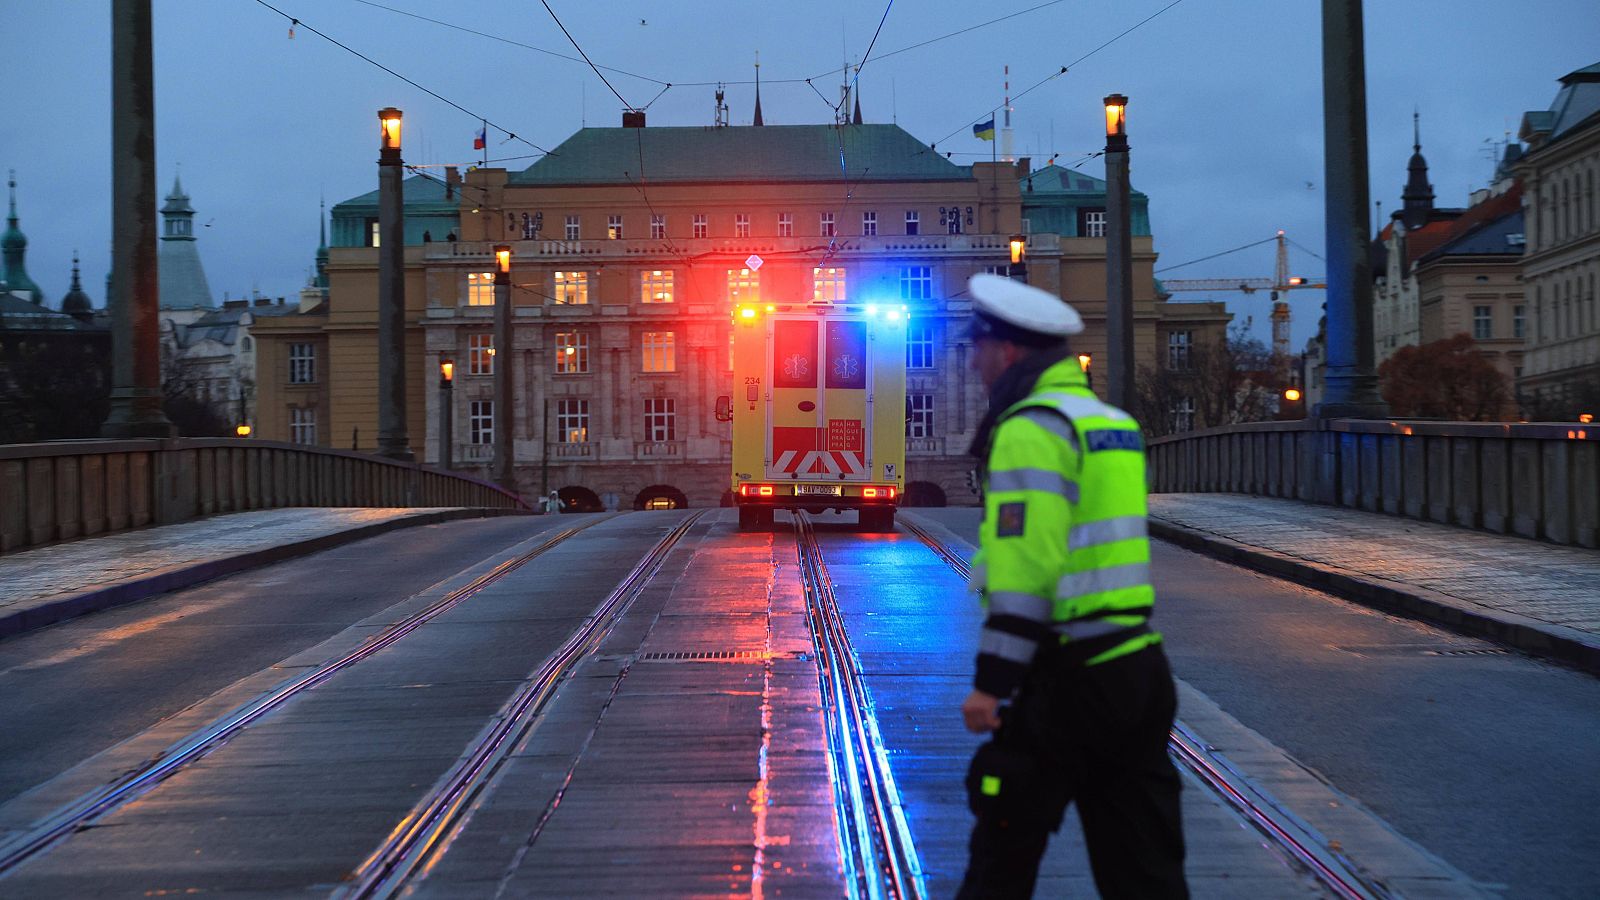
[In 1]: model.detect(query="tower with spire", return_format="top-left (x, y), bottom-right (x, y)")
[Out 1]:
top-left (1400, 110), bottom-right (1435, 229)
top-left (753, 53), bottom-right (764, 127)
top-left (157, 171), bottom-right (215, 309)
top-left (2, 171), bottom-right (45, 304)
top-left (61, 252), bottom-right (95, 321)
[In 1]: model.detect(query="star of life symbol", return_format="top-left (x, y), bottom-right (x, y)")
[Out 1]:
top-left (783, 354), bottom-right (810, 380)
top-left (832, 354), bottom-right (859, 380)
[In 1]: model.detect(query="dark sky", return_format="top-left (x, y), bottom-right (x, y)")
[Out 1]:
top-left (3, 0), bottom-right (1596, 349)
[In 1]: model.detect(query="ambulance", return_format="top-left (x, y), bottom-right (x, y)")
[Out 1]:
top-left (727, 298), bottom-right (908, 532)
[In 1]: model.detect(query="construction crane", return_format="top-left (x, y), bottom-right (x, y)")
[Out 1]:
top-left (1159, 231), bottom-right (1325, 359)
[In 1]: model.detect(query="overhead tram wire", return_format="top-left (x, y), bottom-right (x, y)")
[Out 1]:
top-left (538, 0), bottom-right (635, 112)
top-left (812, 0), bottom-right (896, 273)
top-left (249, 0), bottom-right (555, 156)
top-left (1154, 235), bottom-right (1280, 274)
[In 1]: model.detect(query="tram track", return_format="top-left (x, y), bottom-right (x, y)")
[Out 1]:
top-left (899, 515), bottom-right (1390, 900)
top-left (339, 510), bottom-right (707, 899)
top-left (793, 513), bottom-right (927, 900)
top-left (0, 516), bottom-right (611, 881)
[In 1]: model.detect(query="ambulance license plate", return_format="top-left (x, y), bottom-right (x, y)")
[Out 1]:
top-left (795, 484), bottom-right (842, 497)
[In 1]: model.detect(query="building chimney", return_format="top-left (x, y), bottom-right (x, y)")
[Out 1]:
top-left (623, 110), bottom-right (646, 128)
top-left (444, 166), bottom-right (459, 200)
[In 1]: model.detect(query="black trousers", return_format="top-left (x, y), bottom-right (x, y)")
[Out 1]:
top-left (957, 645), bottom-right (1188, 899)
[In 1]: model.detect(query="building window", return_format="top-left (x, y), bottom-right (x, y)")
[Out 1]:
top-left (728, 268), bottom-right (759, 303)
top-left (862, 211), bottom-right (877, 236)
top-left (240, 336), bottom-right (253, 352)
top-left (290, 407), bottom-right (317, 445)
top-left (641, 269), bottom-right (674, 304)
top-left (554, 270), bottom-right (588, 305)
top-left (942, 206), bottom-right (964, 235)
top-left (1168, 331), bottom-right (1191, 370)
top-left (692, 214), bottom-right (708, 239)
top-left (735, 213), bottom-right (751, 238)
top-left (288, 343), bottom-right (315, 384)
top-left (907, 321), bottom-right (935, 369)
top-left (820, 212), bottom-right (836, 238)
top-left (467, 271), bottom-right (496, 306)
top-left (469, 333), bottom-right (494, 375)
top-left (564, 215), bottom-right (580, 241)
top-left (650, 214), bottom-right (666, 240)
top-left (470, 399), bottom-right (494, 445)
top-left (905, 210), bottom-right (920, 235)
top-left (1079, 208), bottom-right (1107, 238)
top-left (366, 218), bottom-right (380, 248)
top-left (1514, 304), bottom-right (1526, 339)
top-left (557, 399), bottom-right (589, 443)
top-left (778, 212), bottom-right (793, 237)
top-left (813, 267), bottom-right (846, 303)
top-left (1473, 305), bottom-right (1493, 340)
top-left (900, 266), bottom-right (933, 301)
top-left (1171, 397), bottom-right (1195, 433)
top-left (907, 393), bottom-right (935, 438)
top-left (555, 331), bottom-right (589, 374)
top-left (607, 215), bottom-right (624, 240)
top-left (644, 397), bottom-right (677, 442)
top-left (642, 331), bottom-right (676, 372)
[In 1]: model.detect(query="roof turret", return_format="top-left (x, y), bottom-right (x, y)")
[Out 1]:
top-left (61, 253), bottom-right (94, 317)
top-left (1400, 111), bottom-right (1435, 229)
top-left (1, 171), bottom-right (44, 303)
top-left (157, 171), bottom-right (214, 308)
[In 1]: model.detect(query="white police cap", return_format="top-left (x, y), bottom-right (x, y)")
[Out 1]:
top-left (968, 273), bottom-right (1084, 340)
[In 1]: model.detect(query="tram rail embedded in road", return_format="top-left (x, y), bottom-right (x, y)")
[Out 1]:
top-left (0, 516), bottom-right (611, 881)
top-left (794, 512), bottom-right (927, 900)
top-left (899, 515), bottom-right (1390, 900)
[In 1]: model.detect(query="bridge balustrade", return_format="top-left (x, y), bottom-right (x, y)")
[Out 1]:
top-left (1147, 419), bottom-right (1599, 548)
top-left (0, 438), bottom-right (528, 555)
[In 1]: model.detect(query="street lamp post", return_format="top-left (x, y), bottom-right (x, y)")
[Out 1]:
top-left (1102, 93), bottom-right (1135, 410)
top-left (102, 0), bottom-right (174, 438)
top-left (492, 244), bottom-right (515, 490)
top-left (376, 107), bottom-right (413, 459)
top-left (1317, 0), bottom-right (1387, 418)
top-left (437, 357), bottom-right (454, 470)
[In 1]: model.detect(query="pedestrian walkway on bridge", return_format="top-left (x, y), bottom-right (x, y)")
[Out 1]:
top-left (0, 507), bottom-right (518, 638)
top-left (1149, 493), bottom-right (1600, 673)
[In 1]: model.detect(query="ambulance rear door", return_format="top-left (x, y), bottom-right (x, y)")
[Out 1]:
top-left (765, 313), bottom-right (874, 483)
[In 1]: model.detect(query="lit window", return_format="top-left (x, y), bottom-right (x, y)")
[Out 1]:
top-left (906, 322), bottom-right (935, 369)
top-left (470, 399), bottom-right (494, 445)
top-left (290, 406), bottom-right (317, 444)
top-left (907, 393), bottom-right (935, 438)
top-left (555, 331), bottom-right (589, 374)
top-left (820, 212), bottom-right (836, 237)
top-left (469, 333), bottom-right (494, 375)
top-left (641, 269), bottom-right (675, 304)
top-left (651, 214), bottom-right (666, 240)
top-left (1080, 208), bottom-right (1107, 238)
top-left (642, 331), bottom-right (676, 372)
top-left (693, 214), bottom-right (708, 239)
top-left (288, 343), bottom-right (316, 384)
top-left (554, 270), bottom-right (588, 305)
top-left (607, 214), bottom-right (624, 240)
top-left (899, 266), bottom-right (932, 301)
top-left (367, 219), bottom-right (380, 248)
top-left (1168, 331), bottom-right (1191, 370)
top-left (1473, 305), bottom-right (1493, 340)
top-left (728, 268), bottom-right (759, 304)
top-left (557, 399), bottom-right (589, 443)
top-left (467, 272), bottom-right (496, 306)
top-left (778, 212), bottom-right (793, 238)
top-left (905, 210), bottom-right (919, 236)
top-left (813, 267), bottom-right (846, 303)
top-left (564, 215), bottom-right (580, 241)
top-left (862, 211), bottom-right (877, 236)
top-left (643, 397), bottom-right (677, 442)
top-left (735, 213), bottom-right (751, 238)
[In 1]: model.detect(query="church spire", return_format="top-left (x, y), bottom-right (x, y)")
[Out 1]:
top-left (2, 170), bottom-right (44, 304)
top-left (753, 53), bottom-right (764, 126)
top-left (314, 198), bottom-right (329, 290)
top-left (852, 72), bottom-right (863, 125)
top-left (1401, 108), bottom-right (1435, 229)
top-left (62, 250), bottom-right (95, 319)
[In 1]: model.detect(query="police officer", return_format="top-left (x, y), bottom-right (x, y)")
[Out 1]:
top-left (957, 274), bottom-right (1187, 899)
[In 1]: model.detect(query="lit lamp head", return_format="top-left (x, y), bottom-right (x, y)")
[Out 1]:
top-left (378, 107), bottom-right (403, 154)
top-left (439, 357), bottom-right (455, 384)
top-left (485, 346), bottom-right (496, 358)
top-left (1284, 387), bottom-right (1303, 402)
top-left (235, 423), bottom-right (252, 438)
top-left (1009, 234), bottom-right (1027, 265)
top-left (494, 244), bottom-right (512, 283)
top-left (1103, 93), bottom-right (1128, 148)
top-left (1077, 353), bottom-right (1092, 371)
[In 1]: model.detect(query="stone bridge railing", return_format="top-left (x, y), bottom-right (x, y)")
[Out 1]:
top-left (0, 438), bottom-right (529, 555)
top-left (1147, 419), bottom-right (1599, 549)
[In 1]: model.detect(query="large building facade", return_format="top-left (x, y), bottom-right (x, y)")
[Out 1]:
top-left (1515, 62), bottom-right (1600, 414)
top-left (255, 121), bottom-right (1180, 507)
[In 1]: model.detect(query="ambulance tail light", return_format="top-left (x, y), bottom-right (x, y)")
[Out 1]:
top-left (862, 485), bottom-right (897, 501)
top-left (740, 483), bottom-right (776, 498)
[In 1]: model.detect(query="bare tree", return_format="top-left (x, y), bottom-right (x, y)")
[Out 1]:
top-left (1133, 326), bottom-right (1290, 436)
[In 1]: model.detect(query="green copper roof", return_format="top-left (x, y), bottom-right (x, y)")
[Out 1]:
top-left (509, 124), bottom-right (969, 185)
top-left (333, 174), bottom-right (463, 215)
top-left (2, 172), bottom-right (43, 302)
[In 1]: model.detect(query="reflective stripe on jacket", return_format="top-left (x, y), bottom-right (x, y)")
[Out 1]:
top-left (971, 357), bottom-right (1160, 697)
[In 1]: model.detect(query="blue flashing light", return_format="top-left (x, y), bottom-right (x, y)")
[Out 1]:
top-left (885, 308), bottom-right (901, 322)
top-left (865, 304), bottom-right (879, 318)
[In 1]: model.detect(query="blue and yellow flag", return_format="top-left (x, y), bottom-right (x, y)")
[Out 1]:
top-left (972, 117), bottom-right (996, 141)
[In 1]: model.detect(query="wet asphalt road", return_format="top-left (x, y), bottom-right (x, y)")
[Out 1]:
top-left (0, 513), bottom-right (580, 806)
top-left (911, 507), bottom-right (1600, 900)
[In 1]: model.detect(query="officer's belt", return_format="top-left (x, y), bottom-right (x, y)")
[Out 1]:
top-left (1040, 622), bottom-right (1152, 667)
